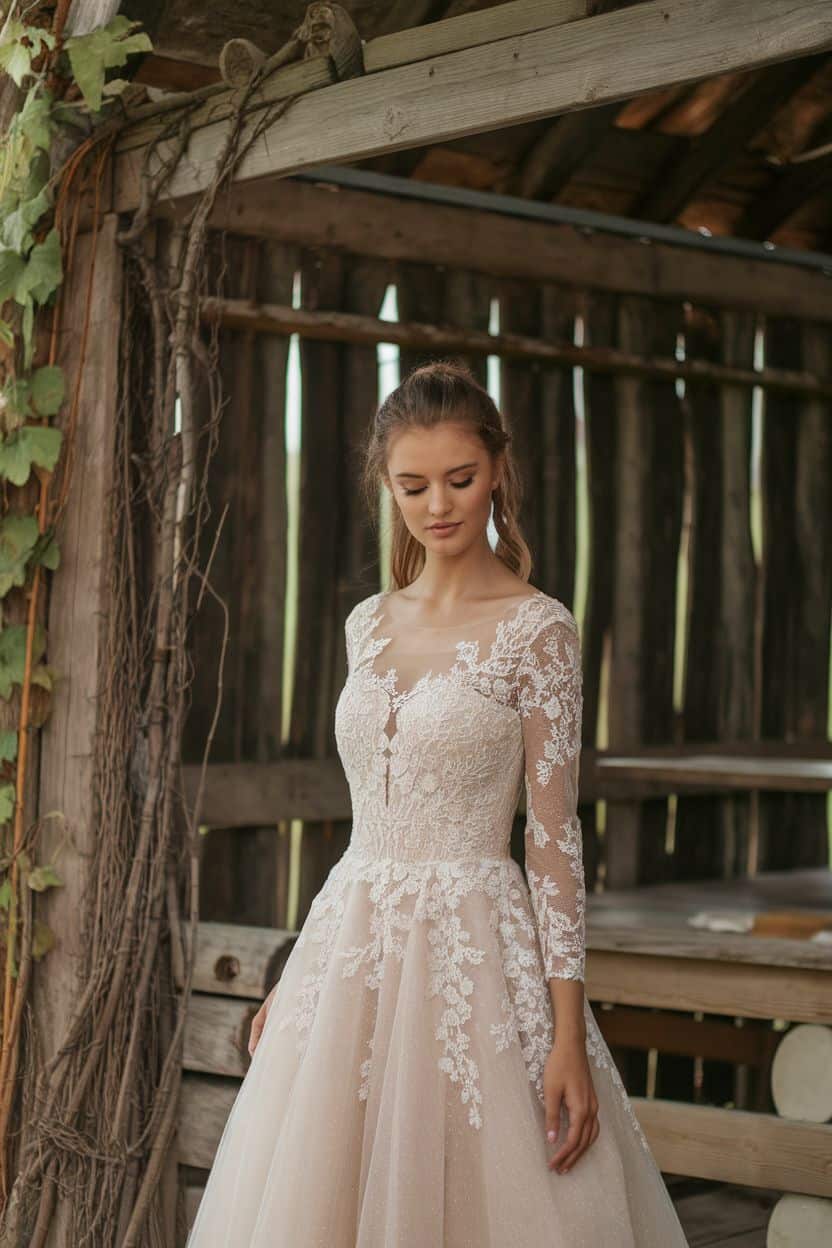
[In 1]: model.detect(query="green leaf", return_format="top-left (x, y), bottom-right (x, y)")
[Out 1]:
top-left (17, 227), bottom-right (62, 305)
top-left (32, 529), bottom-right (60, 571)
top-left (0, 875), bottom-right (12, 908)
top-left (16, 88), bottom-right (53, 152)
top-left (0, 321), bottom-right (13, 348)
top-left (65, 16), bottom-right (152, 113)
top-left (30, 662), bottom-right (54, 691)
top-left (0, 248), bottom-right (25, 304)
top-left (2, 378), bottom-right (31, 419)
top-left (27, 862), bottom-right (62, 892)
top-left (0, 622), bottom-right (46, 699)
top-left (0, 21), bottom-right (56, 87)
top-left (1, 186), bottom-right (52, 252)
top-left (0, 514), bottom-right (39, 597)
top-left (32, 918), bottom-right (56, 959)
top-left (0, 425), bottom-right (63, 486)
top-left (0, 731), bottom-right (18, 764)
top-left (30, 365), bottom-right (64, 416)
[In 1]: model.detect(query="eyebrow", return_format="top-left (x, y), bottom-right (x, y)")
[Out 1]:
top-left (393, 461), bottom-right (479, 480)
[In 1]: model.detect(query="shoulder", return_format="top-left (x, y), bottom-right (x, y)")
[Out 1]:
top-left (513, 592), bottom-right (581, 687)
top-left (345, 589), bottom-right (385, 633)
top-left (522, 591), bottom-right (580, 645)
top-left (344, 590), bottom-right (386, 663)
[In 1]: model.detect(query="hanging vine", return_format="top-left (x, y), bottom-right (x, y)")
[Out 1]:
top-left (0, 2), bottom-right (312, 1243)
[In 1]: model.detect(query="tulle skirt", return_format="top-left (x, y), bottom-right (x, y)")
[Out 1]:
top-left (186, 848), bottom-right (689, 1246)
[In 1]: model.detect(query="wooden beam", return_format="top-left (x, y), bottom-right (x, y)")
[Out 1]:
top-left (587, 950), bottom-right (831, 1023)
top-left (634, 1099), bottom-right (832, 1197)
top-left (152, 178), bottom-right (832, 323)
top-left (739, 147), bottom-right (832, 240)
top-left (200, 295), bottom-right (832, 399)
top-left (112, 0), bottom-right (832, 212)
top-left (176, 1070), bottom-right (832, 1194)
top-left (636, 57), bottom-right (829, 222)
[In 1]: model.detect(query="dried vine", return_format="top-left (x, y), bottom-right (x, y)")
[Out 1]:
top-left (0, 7), bottom-right (307, 1244)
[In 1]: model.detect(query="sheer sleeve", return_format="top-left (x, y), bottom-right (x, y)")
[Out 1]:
top-left (517, 609), bottom-right (586, 984)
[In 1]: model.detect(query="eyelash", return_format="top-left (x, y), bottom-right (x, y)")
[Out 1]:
top-left (402, 476), bottom-right (474, 496)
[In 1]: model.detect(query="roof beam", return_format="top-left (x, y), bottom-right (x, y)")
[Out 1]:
top-left (636, 55), bottom-right (830, 222)
top-left (112, 0), bottom-right (832, 213)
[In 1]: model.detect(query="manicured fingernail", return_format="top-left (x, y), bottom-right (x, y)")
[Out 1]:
top-left (547, 1130), bottom-right (555, 1142)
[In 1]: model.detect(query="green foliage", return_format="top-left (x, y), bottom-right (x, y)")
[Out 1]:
top-left (65, 15), bottom-right (152, 112)
top-left (0, 424), bottom-right (63, 485)
top-left (0, 514), bottom-right (39, 596)
top-left (0, 19), bottom-right (56, 87)
top-left (0, 621), bottom-right (51, 700)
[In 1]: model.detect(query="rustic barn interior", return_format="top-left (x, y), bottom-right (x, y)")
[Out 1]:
top-left (53, 2), bottom-right (832, 1244)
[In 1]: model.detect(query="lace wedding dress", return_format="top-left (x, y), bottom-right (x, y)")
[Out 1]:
top-left (186, 588), bottom-right (690, 1246)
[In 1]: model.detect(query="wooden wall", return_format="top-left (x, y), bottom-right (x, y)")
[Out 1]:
top-left (172, 199), bottom-right (832, 1203)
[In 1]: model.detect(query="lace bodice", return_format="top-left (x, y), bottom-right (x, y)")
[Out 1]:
top-left (336, 587), bottom-right (585, 983)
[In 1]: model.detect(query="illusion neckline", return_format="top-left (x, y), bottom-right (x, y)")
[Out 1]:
top-left (374, 586), bottom-right (547, 633)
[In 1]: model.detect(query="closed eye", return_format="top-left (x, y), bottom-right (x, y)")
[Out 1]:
top-left (402, 476), bottom-right (474, 496)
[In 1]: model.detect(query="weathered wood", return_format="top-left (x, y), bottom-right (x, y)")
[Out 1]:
top-left (176, 1068), bottom-right (832, 1195)
top-left (183, 994), bottom-right (257, 1077)
top-left (185, 919), bottom-right (296, 998)
top-left (199, 293), bottom-right (832, 398)
top-left (634, 1099), bottom-right (832, 1197)
top-left (154, 177), bottom-right (832, 324)
top-left (112, 0), bottom-right (832, 212)
top-left (363, 0), bottom-right (587, 73)
top-left (635, 56), bottom-right (829, 223)
top-left (759, 316), bottom-right (831, 873)
top-left (587, 950), bottom-right (832, 1023)
top-left (32, 218), bottom-right (123, 1063)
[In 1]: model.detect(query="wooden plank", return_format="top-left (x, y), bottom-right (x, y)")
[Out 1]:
top-left (636, 57), bottom-right (829, 223)
top-left (634, 1099), bottom-right (832, 1197)
top-left (177, 1071), bottom-right (832, 1195)
top-left (586, 950), bottom-right (832, 1021)
top-left (186, 919), bottom-right (296, 999)
top-left (33, 218), bottom-right (123, 1067)
top-left (363, 0), bottom-right (587, 73)
top-left (154, 177), bottom-right (832, 324)
top-left (184, 994), bottom-right (256, 1077)
top-left (112, 0), bottom-right (832, 212)
top-left (200, 294), bottom-right (832, 398)
top-left (759, 315), bottom-right (831, 873)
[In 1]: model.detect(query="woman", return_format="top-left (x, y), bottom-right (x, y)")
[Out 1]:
top-left (186, 361), bottom-right (690, 1246)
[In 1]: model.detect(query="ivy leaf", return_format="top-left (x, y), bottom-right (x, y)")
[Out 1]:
top-left (65, 16), bottom-right (152, 113)
top-left (16, 87), bottom-right (53, 152)
top-left (0, 783), bottom-right (13, 823)
top-left (1, 378), bottom-right (31, 420)
top-left (30, 365), bottom-right (64, 416)
top-left (2, 186), bottom-right (52, 252)
top-left (0, 321), bottom-right (13, 348)
top-left (0, 731), bottom-right (18, 764)
top-left (27, 862), bottom-right (62, 891)
top-left (31, 662), bottom-right (55, 691)
top-left (0, 514), bottom-right (40, 597)
top-left (0, 875), bottom-right (11, 908)
top-left (32, 529), bottom-right (60, 571)
top-left (17, 227), bottom-right (62, 305)
top-left (0, 622), bottom-right (46, 699)
top-left (0, 425), bottom-right (63, 486)
top-left (0, 247), bottom-right (25, 304)
top-left (32, 919), bottom-right (56, 959)
top-left (0, 21), bottom-right (56, 86)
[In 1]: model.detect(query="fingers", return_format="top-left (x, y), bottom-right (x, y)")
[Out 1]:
top-left (548, 1101), bottom-right (600, 1173)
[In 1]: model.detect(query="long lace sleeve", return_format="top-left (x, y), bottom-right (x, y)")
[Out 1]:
top-left (517, 609), bottom-right (586, 984)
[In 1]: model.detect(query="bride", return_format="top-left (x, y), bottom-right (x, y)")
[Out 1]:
top-left (186, 360), bottom-right (689, 1246)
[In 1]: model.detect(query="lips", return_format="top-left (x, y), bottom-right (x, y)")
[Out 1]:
top-left (429, 522), bottom-right (460, 531)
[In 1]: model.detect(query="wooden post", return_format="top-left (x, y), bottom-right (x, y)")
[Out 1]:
top-left (27, 216), bottom-right (123, 1243)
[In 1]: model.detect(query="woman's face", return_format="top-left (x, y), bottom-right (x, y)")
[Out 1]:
top-left (384, 422), bottom-right (500, 554)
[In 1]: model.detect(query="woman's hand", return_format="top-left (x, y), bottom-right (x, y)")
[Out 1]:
top-left (248, 984), bottom-right (278, 1057)
top-left (543, 1036), bottom-right (600, 1174)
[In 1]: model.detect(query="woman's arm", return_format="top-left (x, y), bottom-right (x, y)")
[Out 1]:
top-left (517, 608), bottom-right (599, 1173)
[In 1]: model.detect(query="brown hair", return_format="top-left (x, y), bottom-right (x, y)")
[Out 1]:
top-left (362, 359), bottom-right (532, 589)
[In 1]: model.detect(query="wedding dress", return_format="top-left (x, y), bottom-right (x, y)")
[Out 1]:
top-left (186, 588), bottom-right (690, 1246)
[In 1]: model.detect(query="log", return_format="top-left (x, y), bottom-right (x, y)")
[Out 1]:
top-left (771, 1024), bottom-right (832, 1122)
